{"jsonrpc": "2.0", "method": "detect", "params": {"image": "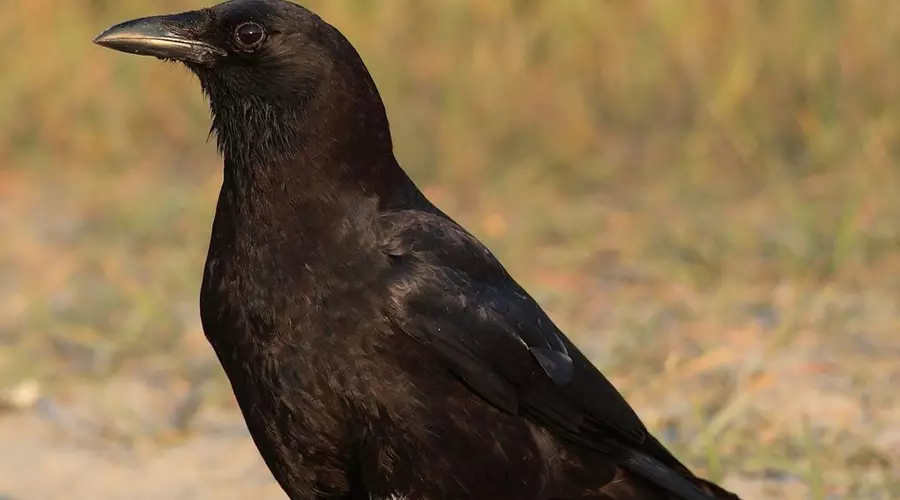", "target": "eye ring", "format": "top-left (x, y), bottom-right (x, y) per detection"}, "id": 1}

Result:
top-left (234, 22), bottom-right (266, 51)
